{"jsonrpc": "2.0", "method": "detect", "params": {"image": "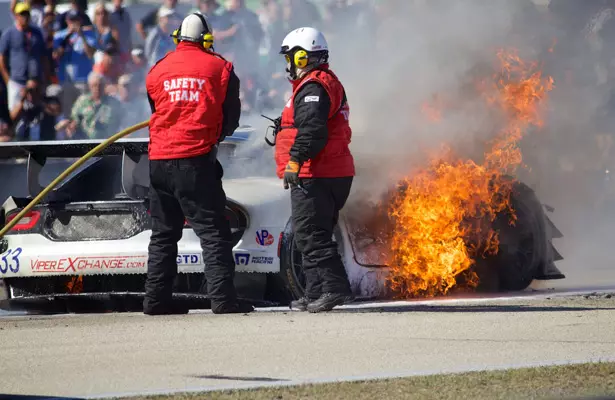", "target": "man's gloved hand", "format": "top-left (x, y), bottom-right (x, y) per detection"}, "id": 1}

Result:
top-left (283, 160), bottom-right (300, 190)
